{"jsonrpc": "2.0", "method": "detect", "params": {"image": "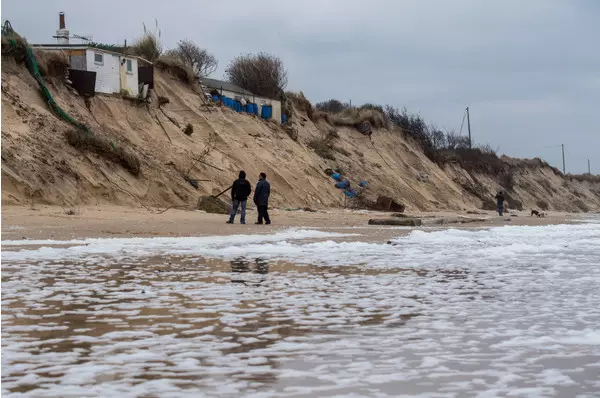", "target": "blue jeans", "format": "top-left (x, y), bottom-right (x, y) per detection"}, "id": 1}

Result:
top-left (498, 204), bottom-right (503, 216)
top-left (229, 200), bottom-right (247, 223)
